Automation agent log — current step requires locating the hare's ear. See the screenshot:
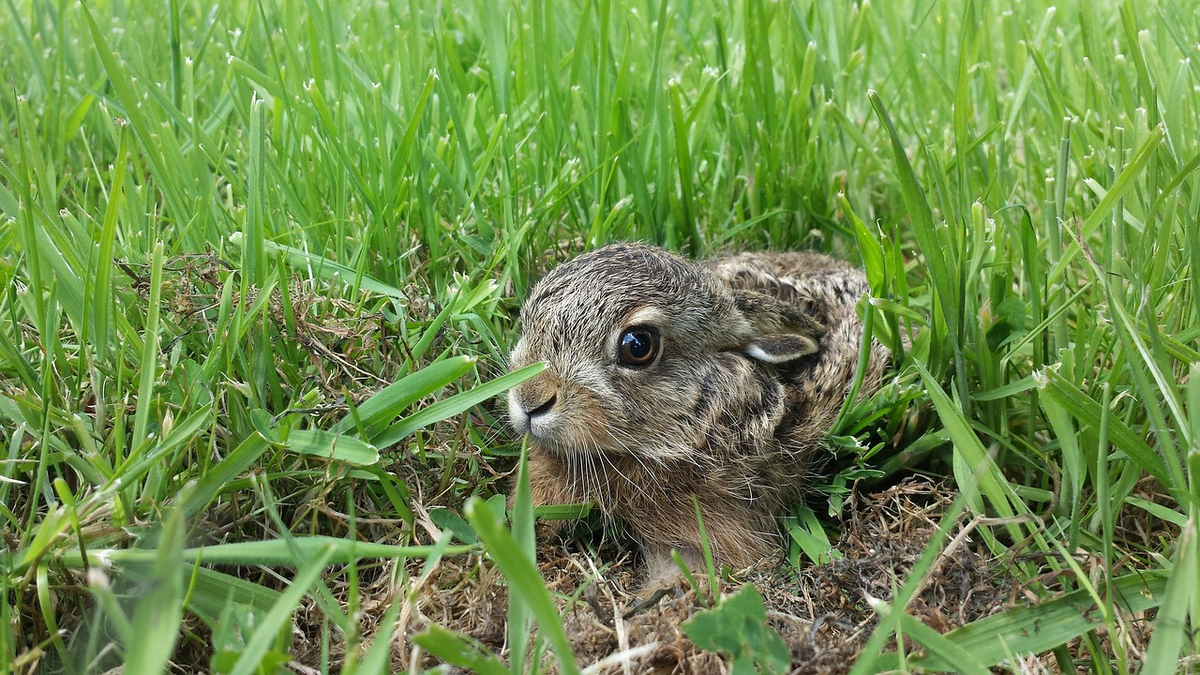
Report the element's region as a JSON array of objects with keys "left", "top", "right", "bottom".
[
  {"left": 744, "top": 334, "right": 819, "bottom": 363},
  {"left": 732, "top": 290, "right": 823, "bottom": 364}
]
